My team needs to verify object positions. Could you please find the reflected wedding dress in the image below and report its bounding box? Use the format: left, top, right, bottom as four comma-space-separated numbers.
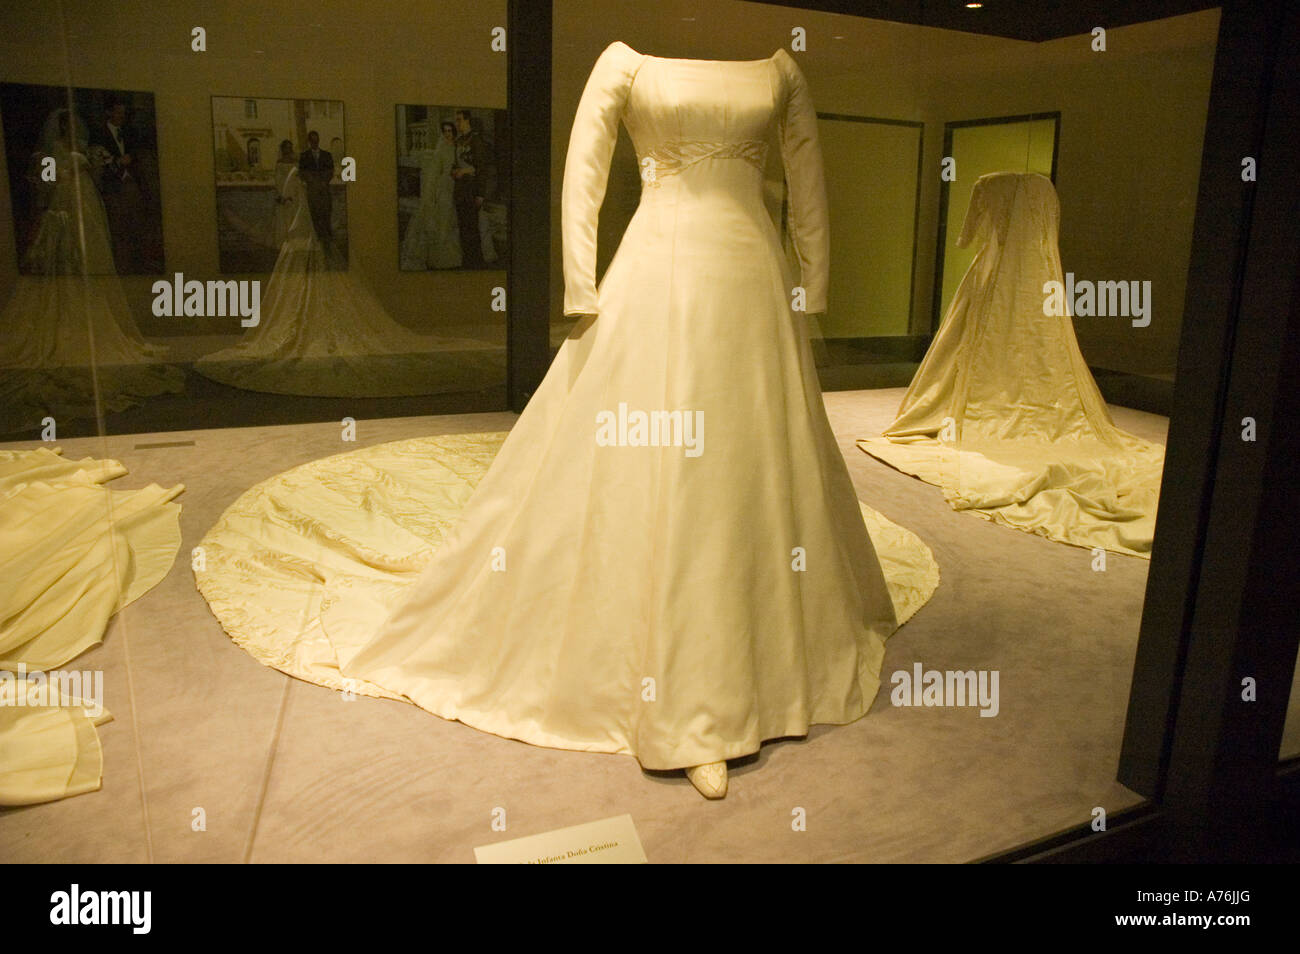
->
400, 135, 462, 270
195, 166, 500, 397
0, 109, 181, 435
858, 172, 1164, 556
196, 42, 938, 794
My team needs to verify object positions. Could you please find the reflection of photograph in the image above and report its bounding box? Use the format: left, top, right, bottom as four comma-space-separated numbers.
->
1, 83, 164, 275
396, 104, 507, 270
211, 96, 348, 272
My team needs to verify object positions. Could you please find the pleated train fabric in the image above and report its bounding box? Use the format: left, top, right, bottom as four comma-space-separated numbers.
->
196, 433, 939, 765
0, 447, 182, 805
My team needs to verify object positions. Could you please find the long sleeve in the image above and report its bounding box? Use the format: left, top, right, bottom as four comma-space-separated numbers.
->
775, 49, 830, 316
561, 42, 641, 317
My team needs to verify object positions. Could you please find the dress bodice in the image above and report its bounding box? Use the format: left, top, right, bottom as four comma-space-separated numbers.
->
561, 40, 830, 318
620, 45, 780, 181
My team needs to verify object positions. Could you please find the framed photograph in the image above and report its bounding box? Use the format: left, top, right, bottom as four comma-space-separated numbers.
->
1, 82, 164, 275
395, 104, 507, 271
211, 96, 348, 272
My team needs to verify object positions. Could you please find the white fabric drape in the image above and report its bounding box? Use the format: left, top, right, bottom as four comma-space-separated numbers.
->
859, 172, 1164, 557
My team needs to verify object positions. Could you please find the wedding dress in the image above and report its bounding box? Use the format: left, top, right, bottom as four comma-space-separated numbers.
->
858, 172, 1164, 557
196, 42, 938, 775
400, 136, 463, 270
0, 446, 183, 804
0, 109, 182, 436
272, 159, 299, 248
194, 165, 501, 398
211, 159, 297, 252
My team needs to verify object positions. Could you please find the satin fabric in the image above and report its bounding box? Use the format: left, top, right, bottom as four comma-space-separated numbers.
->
197, 434, 939, 761
194, 168, 501, 398
859, 172, 1164, 557
0, 679, 113, 807
197, 41, 938, 771
0, 447, 182, 805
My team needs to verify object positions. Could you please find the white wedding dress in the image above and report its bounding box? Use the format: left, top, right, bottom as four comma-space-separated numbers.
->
400, 137, 462, 270
0, 110, 182, 436
271, 159, 299, 248
858, 172, 1164, 556
194, 166, 501, 397
196, 42, 939, 772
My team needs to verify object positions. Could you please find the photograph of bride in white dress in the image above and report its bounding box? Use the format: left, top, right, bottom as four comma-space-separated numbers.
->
0, 86, 180, 436
396, 105, 507, 270
212, 96, 348, 272
194, 153, 504, 397
197, 98, 503, 398
1, 83, 164, 275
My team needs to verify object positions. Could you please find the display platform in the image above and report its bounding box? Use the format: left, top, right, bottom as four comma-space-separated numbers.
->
0, 389, 1184, 862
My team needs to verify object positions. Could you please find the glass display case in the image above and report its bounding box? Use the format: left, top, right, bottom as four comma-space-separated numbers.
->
0, 0, 1295, 871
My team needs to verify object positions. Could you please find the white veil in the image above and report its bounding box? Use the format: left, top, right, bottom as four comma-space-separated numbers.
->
858, 171, 1165, 557
36, 106, 90, 159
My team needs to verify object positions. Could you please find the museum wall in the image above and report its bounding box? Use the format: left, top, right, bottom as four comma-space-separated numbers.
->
0, 0, 508, 339
550, 0, 1218, 380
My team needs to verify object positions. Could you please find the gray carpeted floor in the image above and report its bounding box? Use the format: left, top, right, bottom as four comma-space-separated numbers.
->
1, 389, 1290, 862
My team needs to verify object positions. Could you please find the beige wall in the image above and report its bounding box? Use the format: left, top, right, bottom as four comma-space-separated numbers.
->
820, 119, 921, 338
0, 0, 507, 336
551, 0, 1219, 377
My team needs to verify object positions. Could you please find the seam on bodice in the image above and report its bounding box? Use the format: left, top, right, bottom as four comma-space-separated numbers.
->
637, 138, 769, 187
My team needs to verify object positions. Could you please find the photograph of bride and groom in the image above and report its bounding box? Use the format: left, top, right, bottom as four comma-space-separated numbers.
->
0, 87, 510, 438
396, 104, 508, 272
0, 84, 181, 433
2, 84, 163, 278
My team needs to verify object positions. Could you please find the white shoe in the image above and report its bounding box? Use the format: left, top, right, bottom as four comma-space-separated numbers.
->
685, 761, 728, 799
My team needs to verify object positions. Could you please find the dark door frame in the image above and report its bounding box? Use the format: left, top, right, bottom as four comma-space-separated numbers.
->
505, 0, 553, 411
1115, 0, 1300, 863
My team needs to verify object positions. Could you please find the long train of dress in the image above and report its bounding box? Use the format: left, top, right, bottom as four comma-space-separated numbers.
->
859, 172, 1164, 557
195, 431, 940, 726
194, 167, 501, 398
0, 135, 183, 436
